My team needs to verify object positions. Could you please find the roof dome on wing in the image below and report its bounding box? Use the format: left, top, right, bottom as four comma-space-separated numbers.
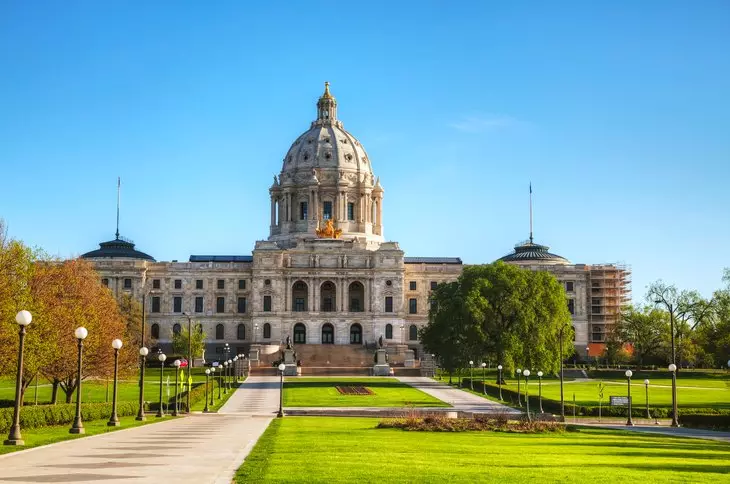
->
498, 239, 569, 264
81, 236, 155, 261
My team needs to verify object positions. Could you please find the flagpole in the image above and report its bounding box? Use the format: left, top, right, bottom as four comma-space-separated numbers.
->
529, 182, 533, 243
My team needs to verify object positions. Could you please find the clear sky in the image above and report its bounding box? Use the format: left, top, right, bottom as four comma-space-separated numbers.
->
1, 1, 728, 301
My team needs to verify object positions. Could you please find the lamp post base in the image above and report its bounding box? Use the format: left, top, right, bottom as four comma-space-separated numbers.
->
135, 415, 147, 422
3, 439, 24, 446
277, 410, 284, 418
107, 420, 120, 427
69, 427, 85, 435
155, 411, 164, 418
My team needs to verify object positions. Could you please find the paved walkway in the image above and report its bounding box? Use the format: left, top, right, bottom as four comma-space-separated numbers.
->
583, 423, 730, 443
219, 376, 282, 416
397, 376, 521, 414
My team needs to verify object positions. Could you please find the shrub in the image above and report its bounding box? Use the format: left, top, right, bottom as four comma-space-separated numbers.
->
679, 414, 730, 430
146, 379, 220, 411
0, 401, 139, 434
377, 415, 563, 433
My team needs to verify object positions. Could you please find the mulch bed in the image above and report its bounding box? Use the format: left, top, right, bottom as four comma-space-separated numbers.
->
336, 386, 374, 395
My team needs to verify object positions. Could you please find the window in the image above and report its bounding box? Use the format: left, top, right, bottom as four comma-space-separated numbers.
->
153, 279, 161, 289
347, 202, 354, 220
124, 278, 132, 289
568, 299, 575, 315
323, 201, 332, 220
322, 323, 334, 344
385, 296, 393, 313
173, 296, 182, 313
237, 324, 246, 340
151, 296, 161, 313
196, 279, 203, 290
409, 298, 417, 314
101, 278, 109, 287
430, 281, 437, 290
151, 323, 160, 339
294, 298, 305, 312
174, 279, 182, 289
263, 323, 271, 339
592, 306, 602, 314
216, 324, 224, 340
300, 201, 308, 220
237, 297, 247, 313
350, 324, 362, 344
217, 279, 225, 290
566, 281, 574, 292
409, 325, 418, 341
592, 298, 601, 305
216, 297, 225, 313
238, 279, 246, 290
195, 296, 204, 313
293, 323, 306, 343
385, 324, 393, 339
409, 281, 417, 291
263, 295, 272, 312
173, 323, 181, 335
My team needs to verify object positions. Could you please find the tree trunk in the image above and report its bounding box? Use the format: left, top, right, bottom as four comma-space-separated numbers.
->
65, 389, 73, 404
51, 380, 59, 405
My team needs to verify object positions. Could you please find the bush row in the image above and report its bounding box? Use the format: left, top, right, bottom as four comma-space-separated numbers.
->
146, 379, 221, 411
0, 401, 139, 434
678, 414, 730, 430
378, 414, 564, 433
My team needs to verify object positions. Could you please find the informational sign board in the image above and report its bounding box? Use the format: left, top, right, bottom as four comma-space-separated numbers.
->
609, 396, 631, 406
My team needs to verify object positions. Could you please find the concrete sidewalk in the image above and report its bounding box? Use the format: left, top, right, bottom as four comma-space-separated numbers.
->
581, 423, 730, 443
397, 376, 521, 414
219, 376, 282, 416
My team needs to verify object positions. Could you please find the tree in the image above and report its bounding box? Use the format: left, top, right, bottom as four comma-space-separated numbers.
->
694, 269, 730, 367
615, 305, 668, 366
171, 322, 207, 361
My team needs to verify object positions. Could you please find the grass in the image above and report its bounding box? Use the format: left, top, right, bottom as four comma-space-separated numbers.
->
0, 415, 173, 455
189, 377, 242, 412
283, 377, 449, 407
235, 417, 730, 483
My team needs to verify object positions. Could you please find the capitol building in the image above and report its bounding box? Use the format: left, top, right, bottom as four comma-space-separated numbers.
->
82, 84, 629, 363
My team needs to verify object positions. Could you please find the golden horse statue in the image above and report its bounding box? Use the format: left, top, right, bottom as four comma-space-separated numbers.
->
316, 219, 342, 239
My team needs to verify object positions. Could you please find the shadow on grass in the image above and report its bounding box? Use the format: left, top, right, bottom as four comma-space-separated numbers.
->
284, 381, 412, 390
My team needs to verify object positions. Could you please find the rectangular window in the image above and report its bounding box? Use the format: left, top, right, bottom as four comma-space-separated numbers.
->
263, 295, 272, 312
173, 296, 182, 313
568, 299, 575, 315
322, 298, 333, 312
151, 296, 160, 313
300, 201, 308, 220
124, 278, 132, 289
347, 202, 354, 221
174, 279, 182, 289
323, 201, 332, 220
237, 297, 247, 313
216, 297, 225, 313
385, 296, 393, 313
409, 281, 417, 291
350, 299, 361, 312
294, 298, 305, 312
196, 279, 203, 290
238, 279, 246, 290
592, 298, 601, 305
217, 279, 225, 290
430, 281, 437, 290
566, 281, 574, 292
153, 279, 161, 289
409, 298, 417, 314
592, 306, 602, 314
195, 296, 204, 313
101, 278, 109, 287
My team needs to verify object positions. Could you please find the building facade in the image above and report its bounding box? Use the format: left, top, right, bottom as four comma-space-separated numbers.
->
82, 84, 628, 361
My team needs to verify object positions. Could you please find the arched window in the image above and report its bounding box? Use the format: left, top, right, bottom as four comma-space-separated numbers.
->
151, 323, 160, 339
292, 281, 308, 312
322, 323, 334, 344
173, 323, 181, 335
350, 324, 362, 344
385, 324, 393, 339
409, 325, 418, 341
294, 323, 306, 344
320, 281, 336, 312
237, 324, 246, 340
216, 324, 224, 340
348, 281, 364, 312
263, 323, 271, 339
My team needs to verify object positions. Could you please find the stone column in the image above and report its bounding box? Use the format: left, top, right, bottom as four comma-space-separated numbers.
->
270, 197, 276, 226
343, 192, 349, 221
334, 193, 340, 221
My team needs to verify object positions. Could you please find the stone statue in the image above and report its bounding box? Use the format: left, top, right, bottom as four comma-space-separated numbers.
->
378, 335, 384, 349
286, 335, 292, 349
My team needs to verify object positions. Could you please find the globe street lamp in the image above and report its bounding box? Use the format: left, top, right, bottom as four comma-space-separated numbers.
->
172, 360, 181, 416
107, 339, 123, 426
497, 365, 503, 400
644, 379, 650, 419
209, 367, 216, 405
69, 327, 89, 434
156, 352, 167, 418
537, 371, 544, 413
223, 362, 229, 394
136, 347, 149, 421
204, 369, 211, 413
625, 370, 634, 426
481, 362, 487, 395
559, 325, 568, 420
217, 365, 223, 399
523, 370, 531, 422
4, 310, 32, 446
516, 369, 523, 407
469, 361, 474, 391
228, 359, 233, 389
182, 312, 193, 414
669, 364, 679, 427
277, 363, 286, 418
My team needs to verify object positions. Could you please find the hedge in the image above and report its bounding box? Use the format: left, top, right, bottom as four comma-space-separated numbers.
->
146, 379, 221, 412
0, 401, 139, 434
679, 414, 730, 430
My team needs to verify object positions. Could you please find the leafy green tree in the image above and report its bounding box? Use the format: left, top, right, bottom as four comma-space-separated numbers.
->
171, 322, 206, 363
694, 269, 730, 367
615, 305, 668, 366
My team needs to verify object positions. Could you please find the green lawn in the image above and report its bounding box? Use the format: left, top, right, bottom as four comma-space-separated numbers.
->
236, 417, 730, 483
283, 377, 449, 407
0, 415, 173, 455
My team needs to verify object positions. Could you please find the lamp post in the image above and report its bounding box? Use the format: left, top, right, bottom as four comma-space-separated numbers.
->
644, 379, 650, 419
625, 370, 634, 426
182, 312, 193, 414
537, 371, 544, 413
559, 325, 567, 419
156, 353, 166, 418
136, 347, 149, 421
69, 327, 89, 434
585, 346, 590, 368
669, 364, 679, 427
233, 356, 238, 384
277, 363, 285, 417
209, 367, 216, 405
469, 361, 474, 391
497, 365, 503, 400
223, 362, 229, 394
4, 310, 32, 446
108, 339, 123, 426
217, 365, 222, 399
516, 369, 522, 407
481, 362, 486, 395
228, 359, 233, 389
204, 369, 211, 413
523, 370, 531, 422
172, 360, 181, 416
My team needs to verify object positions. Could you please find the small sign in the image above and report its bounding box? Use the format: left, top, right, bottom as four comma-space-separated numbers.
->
610, 396, 631, 406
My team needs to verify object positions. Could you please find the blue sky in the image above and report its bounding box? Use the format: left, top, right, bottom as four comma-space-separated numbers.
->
1, 1, 728, 301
